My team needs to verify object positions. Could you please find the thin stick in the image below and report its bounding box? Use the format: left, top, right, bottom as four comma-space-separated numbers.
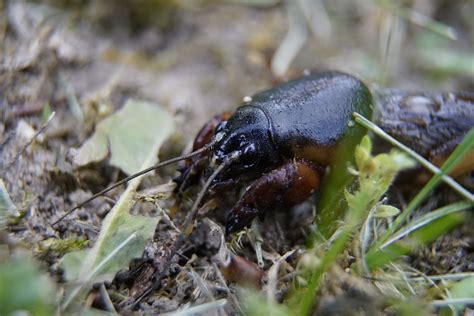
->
131, 155, 236, 306
52, 145, 211, 226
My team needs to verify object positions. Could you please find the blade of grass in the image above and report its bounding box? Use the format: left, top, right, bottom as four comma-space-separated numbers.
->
444, 277, 474, 312
300, 163, 375, 315
379, 129, 472, 249
62, 233, 137, 309
270, 1, 308, 77
366, 211, 466, 270
366, 272, 474, 283
354, 113, 473, 202
300, 224, 356, 315
412, 273, 474, 282
354, 114, 473, 256
376, 0, 458, 40
430, 298, 474, 307
380, 201, 472, 248
299, 136, 412, 314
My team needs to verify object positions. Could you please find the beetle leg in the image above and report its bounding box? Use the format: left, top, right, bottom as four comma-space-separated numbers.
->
208, 178, 240, 196
175, 156, 208, 192
226, 159, 321, 234
175, 112, 231, 191
192, 112, 232, 151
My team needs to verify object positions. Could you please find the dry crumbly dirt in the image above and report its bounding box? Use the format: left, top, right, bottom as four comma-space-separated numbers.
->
1, 1, 473, 314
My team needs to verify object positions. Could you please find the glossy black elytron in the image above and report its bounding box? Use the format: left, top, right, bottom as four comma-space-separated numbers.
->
210, 71, 373, 181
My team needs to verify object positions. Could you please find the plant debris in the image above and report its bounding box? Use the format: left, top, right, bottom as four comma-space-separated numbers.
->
1, 1, 472, 315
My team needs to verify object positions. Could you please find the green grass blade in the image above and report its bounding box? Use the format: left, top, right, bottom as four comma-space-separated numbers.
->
299, 226, 354, 315
366, 211, 466, 270
376, 0, 458, 40
354, 113, 473, 259
367, 272, 474, 283
380, 201, 472, 248
299, 136, 411, 314
380, 128, 474, 245
353, 113, 473, 202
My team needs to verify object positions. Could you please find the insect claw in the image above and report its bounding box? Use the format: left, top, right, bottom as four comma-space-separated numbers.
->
225, 215, 239, 235
225, 206, 256, 235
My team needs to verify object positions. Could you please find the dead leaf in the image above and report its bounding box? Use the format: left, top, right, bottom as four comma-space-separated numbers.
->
60, 99, 174, 310
69, 99, 174, 175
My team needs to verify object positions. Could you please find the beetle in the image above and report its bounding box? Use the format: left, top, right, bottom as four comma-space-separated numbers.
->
175, 71, 373, 234
55, 71, 373, 232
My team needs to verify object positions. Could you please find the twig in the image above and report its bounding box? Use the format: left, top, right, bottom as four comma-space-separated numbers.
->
130, 159, 233, 307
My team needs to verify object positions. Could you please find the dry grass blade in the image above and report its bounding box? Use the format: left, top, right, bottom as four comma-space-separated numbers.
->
162, 299, 227, 316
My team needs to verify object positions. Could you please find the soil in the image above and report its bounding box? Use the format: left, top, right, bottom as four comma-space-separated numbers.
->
1, 1, 472, 314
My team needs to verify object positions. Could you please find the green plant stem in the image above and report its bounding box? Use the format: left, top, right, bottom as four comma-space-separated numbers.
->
300, 192, 372, 314
354, 113, 474, 256
353, 113, 473, 202
381, 201, 472, 248
376, 0, 457, 40
381, 132, 472, 249
300, 226, 353, 315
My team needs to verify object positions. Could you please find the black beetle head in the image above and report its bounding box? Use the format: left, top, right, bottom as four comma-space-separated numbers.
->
210, 106, 280, 180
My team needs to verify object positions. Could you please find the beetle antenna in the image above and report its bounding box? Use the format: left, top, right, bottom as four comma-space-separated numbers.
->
53, 143, 215, 226
181, 158, 230, 235
132, 153, 237, 305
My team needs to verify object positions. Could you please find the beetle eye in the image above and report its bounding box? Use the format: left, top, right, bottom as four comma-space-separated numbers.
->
243, 143, 256, 156
240, 143, 257, 166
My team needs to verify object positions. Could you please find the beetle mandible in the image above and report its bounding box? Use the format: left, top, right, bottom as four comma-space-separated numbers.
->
56, 71, 373, 232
